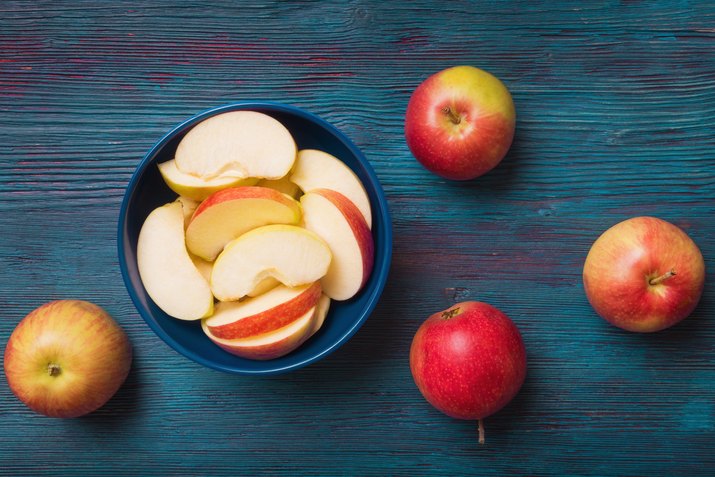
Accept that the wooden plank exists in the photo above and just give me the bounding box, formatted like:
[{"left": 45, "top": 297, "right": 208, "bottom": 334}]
[{"left": 1, "top": 1, "right": 714, "bottom": 475}]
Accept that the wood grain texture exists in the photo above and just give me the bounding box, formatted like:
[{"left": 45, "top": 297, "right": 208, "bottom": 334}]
[{"left": 1, "top": 1, "right": 714, "bottom": 475}]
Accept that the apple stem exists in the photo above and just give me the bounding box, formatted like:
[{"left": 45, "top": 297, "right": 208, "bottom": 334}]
[
  {"left": 442, "top": 106, "right": 462, "bottom": 125},
  {"left": 649, "top": 269, "right": 676, "bottom": 286},
  {"left": 478, "top": 419, "right": 485, "bottom": 445},
  {"left": 47, "top": 363, "right": 61, "bottom": 377}
]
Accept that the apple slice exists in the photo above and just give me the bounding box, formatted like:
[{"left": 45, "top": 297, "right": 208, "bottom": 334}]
[
  {"left": 137, "top": 201, "right": 214, "bottom": 320},
  {"left": 201, "top": 294, "right": 331, "bottom": 360},
  {"left": 256, "top": 176, "right": 302, "bottom": 199},
  {"left": 290, "top": 149, "right": 372, "bottom": 228},
  {"left": 175, "top": 110, "right": 297, "bottom": 180},
  {"left": 190, "top": 254, "right": 213, "bottom": 283},
  {"left": 309, "top": 294, "right": 331, "bottom": 336},
  {"left": 185, "top": 186, "right": 302, "bottom": 261},
  {"left": 176, "top": 196, "right": 199, "bottom": 228},
  {"left": 248, "top": 277, "right": 281, "bottom": 298},
  {"left": 300, "top": 189, "right": 374, "bottom": 301},
  {"left": 158, "top": 159, "right": 258, "bottom": 201},
  {"left": 205, "top": 282, "right": 322, "bottom": 339},
  {"left": 211, "top": 224, "right": 332, "bottom": 302}
]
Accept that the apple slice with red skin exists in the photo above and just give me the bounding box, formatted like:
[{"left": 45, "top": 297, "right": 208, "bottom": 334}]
[
  {"left": 185, "top": 186, "right": 302, "bottom": 261},
  {"left": 202, "top": 294, "right": 331, "bottom": 360},
  {"left": 300, "top": 189, "right": 374, "bottom": 301},
  {"left": 289, "top": 149, "right": 372, "bottom": 228},
  {"left": 210, "top": 224, "right": 332, "bottom": 301},
  {"left": 205, "top": 282, "right": 322, "bottom": 340},
  {"left": 174, "top": 110, "right": 297, "bottom": 181}
]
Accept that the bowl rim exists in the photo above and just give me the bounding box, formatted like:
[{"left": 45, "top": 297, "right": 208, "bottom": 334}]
[{"left": 117, "top": 101, "right": 392, "bottom": 375}]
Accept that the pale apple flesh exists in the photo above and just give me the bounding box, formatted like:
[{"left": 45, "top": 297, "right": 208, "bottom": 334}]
[
  {"left": 210, "top": 224, "right": 332, "bottom": 301},
  {"left": 290, "top": 149, "right": 372, "bottom": 228},
  {"left": 158, "top": 159, "right": 258, "bottom": 201},
  {"left": 583, "top": 216, "right": 705, "bottom": 332},
  {"left": 185, "top": 186, "right": 302, "bottom": 261},
  {"left": 174, "top": 110, "right": 297, "bottom": 180},
  {"left": 3, "top": 300, "right": 132, "bottom": 418},
  {"left": 205, "top": 282, "right": 322, "bottom": 340},
  {"left": 256, "top": 176, "right": 302, "bottom": 199},
  {"left": 405, "top": 65, "right": 516, "bottom": 180},
  {"left": 202, "top": 294, "right": 331, "bottom": 360},
  {"left": 137, "top": 201, "right": 214, "bottom": 321},
  {"left": 300, "top": 189, "right": 374, "bottom": 301}
]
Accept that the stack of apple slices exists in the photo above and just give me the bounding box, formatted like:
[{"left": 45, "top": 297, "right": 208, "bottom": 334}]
[{"left": 136, "top": 111, "right": 375, "bottom": 360}]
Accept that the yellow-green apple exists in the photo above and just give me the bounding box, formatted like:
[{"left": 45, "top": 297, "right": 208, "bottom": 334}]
[
  {"left": 405, "top": 65, "right": 516, "bottom": 180},
  {"left": 3, "top": 300, "right": 132, "bottom": 418},
  {"left": 410, "top": 301, "right": 526, "bottom": 444},
  {"left": 583, "top": 216, "right": 705, "bottom": 332},
  {"left": 202, "top": 294, "right": 331, "bottom": 360},
  {"left": 137, "top": 201, "right": 214, "bottom": 320},
  {"left": 158, "top": 159, "right": 257, "bottom": 201},
  {"left": 175, "top": 110, "right": 297, "bottom": 180},
  {"left": 210, "top": 224, "right": 332, "bottom": 301},
  {"left": 289, "top": 149, "right": 372, "bottom": 228},
  {"left": 300, "top": 189, "right": 374, "bottom": 301},
  {"left": 256, "top": 176, "right": 302, "bottom": 199},
  {"left": 205, "top": 282, "right": 322, "bottom": 340},
  {"left": 185, "top": 186, "right": 302, "bottom": 261}
]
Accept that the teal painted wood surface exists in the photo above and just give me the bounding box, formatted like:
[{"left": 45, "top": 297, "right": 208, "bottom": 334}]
[{"left": 1, "top": 1, "right": 714, "bottom": 475}]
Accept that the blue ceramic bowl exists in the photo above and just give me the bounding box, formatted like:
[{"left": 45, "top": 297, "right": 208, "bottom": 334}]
[{"left": 118, "top": 102, "right": 392, "bottom": 375}]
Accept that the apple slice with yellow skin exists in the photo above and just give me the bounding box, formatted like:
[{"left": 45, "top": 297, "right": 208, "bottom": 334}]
[
  {"left": 301, "top": 189, "right": 374, "bottom": 301},
  {"left": 137, "top": 201, "right": 214, "bottom": 320},
  {"left": 211, "top": 224, "right": 332, "bottom": 302},
  {"left": 290, "top": 149, "right": 372, "bottom": 228},
  {"left": 185, "top": 186, "right": 302, "bottom": 261},
  {"left": 175, "top": 110, "right": 297, "bottom": 180},
  {"left": 256, "top": 176, "right": 302, "bottom": 199},
  {"left": 158, "top": 159, "right": 258, "bottom": 201},
  {"left": 201, "top": 294, "right": 330, "bottom": 360},
  {"left": 205, "top": 282, "right": 322, "bottom": 339}
]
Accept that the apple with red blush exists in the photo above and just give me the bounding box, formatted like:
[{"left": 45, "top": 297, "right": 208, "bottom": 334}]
[
  {"left": 583, "top": 216, "right": 705, "bottom": 332},
  {"left": 405, "top": 65, "right": 516, "bottom": 180},
  {"left": 410, "top": 301, "right": 527, "bottom": 443}
]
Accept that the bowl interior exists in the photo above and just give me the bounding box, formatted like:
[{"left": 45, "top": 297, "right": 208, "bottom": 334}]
[{"left": 118, "top": 102, "right": 391, "bottom": 375}]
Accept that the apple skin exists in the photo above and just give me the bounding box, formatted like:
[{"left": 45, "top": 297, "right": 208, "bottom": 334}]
[
  {"left": 207, "top": 281, "right": 323, "bottom": 340},
  {"left": 186, "top": 186, "right": 302, "bottom": 261},
  {"left": 583, "top": 216, "right": 705, "bottom": 332},
  {"left": 405, "top": 65, "right": 516, "bottom": 180},
  {"left": 310, "top": 188, "right": 374, "bottom": 297},
  {"left": 410, "top": 301, "right": 526, "bottom": 424},
  {"left": 3, "top": 300, "right": 132, "bottom": 418}
]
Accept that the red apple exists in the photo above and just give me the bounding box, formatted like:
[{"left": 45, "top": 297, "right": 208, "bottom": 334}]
[
  {"left": 405, "top": 65, "right": 516, "bottom": 180},
  {"left": 410, "top": 301, "right": 526, "bottom": 443},
  {"left": 583, "top": 216, "right": 705, "bottom": 332},
  {"left": 4, "top": 300, "right": 132, "bottom": 418}
]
